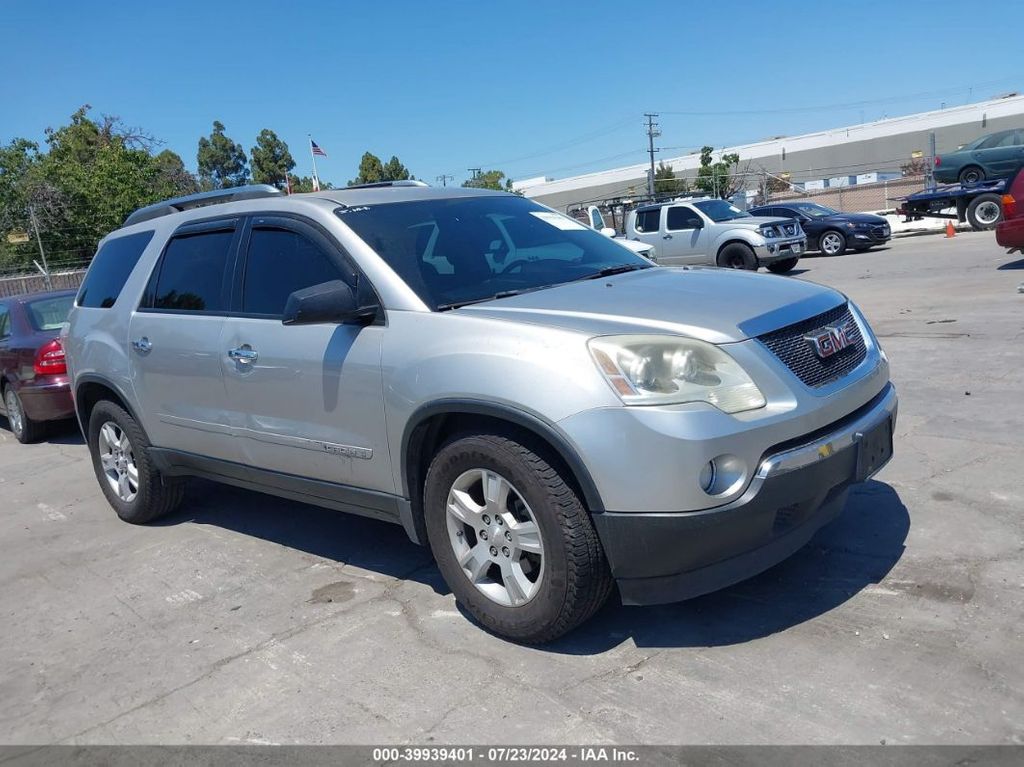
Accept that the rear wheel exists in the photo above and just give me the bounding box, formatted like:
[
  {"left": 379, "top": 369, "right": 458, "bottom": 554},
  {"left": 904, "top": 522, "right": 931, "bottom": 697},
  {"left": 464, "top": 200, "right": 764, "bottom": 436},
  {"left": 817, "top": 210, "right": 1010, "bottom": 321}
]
[
  {"left": 716, "top": 243, "right": 757, "bottom": 270},
  {"left": 423, "top": 432, "right": 612, "bottom": 643},
  {"left": 766, "top": 257, "right": 800, "bottom": 274},
  {"left": 88, "top": 400, "right": 185, "bottom": 524},
  {"left": 958, "top": 166, "right": 985, "bottom": 185},
  {"left": 3, "top": 386, "right": 46, "bottom": 444},
  {"left": 965, "top": 193, "right": 1003, "bottom": 230},
  {"left": 819, "top": 230, "right": 847, "bottom": 256}
]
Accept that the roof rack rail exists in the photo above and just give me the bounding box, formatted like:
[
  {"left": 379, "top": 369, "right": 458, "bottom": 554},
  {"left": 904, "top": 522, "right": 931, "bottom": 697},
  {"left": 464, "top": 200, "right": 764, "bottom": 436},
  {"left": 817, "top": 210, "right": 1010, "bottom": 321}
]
[
  {"left": 343, "top": 180, "right": 430, "bottom": 190},
  {"left": 123, "top": 184, "right": 283, "bottom": 227}
]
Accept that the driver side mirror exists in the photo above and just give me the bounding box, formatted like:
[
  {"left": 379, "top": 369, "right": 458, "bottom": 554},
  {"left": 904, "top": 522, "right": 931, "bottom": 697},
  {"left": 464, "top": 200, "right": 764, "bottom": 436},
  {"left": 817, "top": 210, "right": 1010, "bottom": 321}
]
[
  {"left": 600, "top": 227, "right": 616, "bottom": 237},
  {"left": 282, "top": 280, "right": 379, "bottom": 326},
  {"left": 686, "top": 217, "right": 703, "bottom": 229}
]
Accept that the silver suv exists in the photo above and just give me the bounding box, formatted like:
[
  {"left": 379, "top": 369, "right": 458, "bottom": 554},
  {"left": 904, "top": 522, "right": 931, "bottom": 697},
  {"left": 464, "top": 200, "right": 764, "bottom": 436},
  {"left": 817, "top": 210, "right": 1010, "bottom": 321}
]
[
  {"left": 628, "top": 198, "right": 806, "bottom": 272},
  {"left": 64, "top": 182, "right": 896, "bottom": 643}
]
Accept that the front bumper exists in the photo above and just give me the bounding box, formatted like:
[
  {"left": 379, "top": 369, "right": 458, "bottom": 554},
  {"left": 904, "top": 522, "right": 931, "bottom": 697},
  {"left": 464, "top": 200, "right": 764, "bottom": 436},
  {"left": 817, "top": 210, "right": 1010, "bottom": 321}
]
[
  {"left": 850, "top": 227, "right": 891, "bottom": 246},
  {"left": 753, "top": 236, "right": 806, "bottom": 262},
  {"left": 592, "top": 383, "right": 897, "bottom": 605},
  {"left": 15, "top": 375, "right": 74, "bottom": 422}
]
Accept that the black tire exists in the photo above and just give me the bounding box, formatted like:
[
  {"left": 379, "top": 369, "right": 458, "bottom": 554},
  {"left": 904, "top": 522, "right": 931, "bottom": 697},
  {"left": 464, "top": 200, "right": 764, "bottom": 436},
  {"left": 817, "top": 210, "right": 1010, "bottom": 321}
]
[
  {"left": 87, "top": 400, "right": 185, "bottom": 524},
  {"left": 965, "top": 193, "right": 1004, "bottom": 231},
  {"left": 2, "top": 385, "right": 47, "bottom": 444},
  {"left": 766, "top": 257, "right": 800, "bottom": 274},
  {"left": 423, "top": 432, "right": 613, "bottom": 644},
  {"left": 958, "top": 166, "right": 985, "bottom": 185},
  {"left": 818, "top": 229, "right": 847, "bottom": 256},
  {"left": 716, "top": 243, "right": 757, "bottom": 270}
]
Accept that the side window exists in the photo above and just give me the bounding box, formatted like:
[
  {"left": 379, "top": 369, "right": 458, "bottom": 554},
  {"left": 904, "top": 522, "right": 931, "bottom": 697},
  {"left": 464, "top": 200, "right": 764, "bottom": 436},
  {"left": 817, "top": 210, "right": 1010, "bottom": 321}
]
[
  {"left": 590, "top": 208, "right": 604, "bottom": 229},
  {"left": 666, "top": 206, "right": 702, "bottom": 231},
  {"left": 635, "top": 209, "right": 661, "bottom": 233},
  {"left": 979, "top": 131, "right": 1015, "bottom": 150},
  {"left": 152, "top": 229, "right": 234, "bottom": 313},
  {"left": 77, "top": 231, "right": 154, "bottom": 308},
  {"left": 242, "top": 227, "right": 347, "bottom": 317},
  {"left": 0, "top": 307, "right": 9, "bottom": 339}
]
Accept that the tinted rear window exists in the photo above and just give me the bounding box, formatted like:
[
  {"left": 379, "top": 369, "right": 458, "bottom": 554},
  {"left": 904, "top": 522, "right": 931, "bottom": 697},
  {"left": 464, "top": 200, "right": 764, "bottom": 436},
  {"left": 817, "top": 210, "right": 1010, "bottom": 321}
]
[
  {"left": 152, "top": 230, "right": 234, "bottom": 313},
  {"left": 77, "top": 231, "right": 154, "bottom": 308},
  {"left": 26, "top": 295, "right": 74, "bottom": 331}
]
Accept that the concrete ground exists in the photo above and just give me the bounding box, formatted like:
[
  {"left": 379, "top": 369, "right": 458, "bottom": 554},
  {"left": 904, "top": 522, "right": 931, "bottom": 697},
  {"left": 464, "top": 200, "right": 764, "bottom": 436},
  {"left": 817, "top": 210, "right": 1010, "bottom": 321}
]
[{"left": 1, "top": 231, "right": 1021, "bottom": 746}]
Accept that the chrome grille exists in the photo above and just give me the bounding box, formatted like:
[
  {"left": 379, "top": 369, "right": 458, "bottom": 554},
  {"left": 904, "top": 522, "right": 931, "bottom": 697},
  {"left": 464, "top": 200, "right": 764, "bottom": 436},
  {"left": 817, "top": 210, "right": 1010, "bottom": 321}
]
[{"left": 757, "top": 303, "right": 867, "bottom": 388}]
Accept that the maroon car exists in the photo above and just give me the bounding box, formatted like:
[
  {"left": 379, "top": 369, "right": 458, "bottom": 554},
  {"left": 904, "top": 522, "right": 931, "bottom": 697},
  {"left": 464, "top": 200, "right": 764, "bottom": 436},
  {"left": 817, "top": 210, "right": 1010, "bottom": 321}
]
[
  {"left": 995, "top": 167, "right": 1024, "bottom": 253},
  {"left": 0, "top": 289, "right": 76, "bottom": 443}
]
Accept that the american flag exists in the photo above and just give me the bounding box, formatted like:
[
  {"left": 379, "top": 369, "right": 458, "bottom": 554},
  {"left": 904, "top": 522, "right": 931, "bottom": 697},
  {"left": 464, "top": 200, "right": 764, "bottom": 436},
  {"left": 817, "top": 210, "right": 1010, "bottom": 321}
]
[{"left": 310, "top": 140, "right": 328, "bottom": 157}]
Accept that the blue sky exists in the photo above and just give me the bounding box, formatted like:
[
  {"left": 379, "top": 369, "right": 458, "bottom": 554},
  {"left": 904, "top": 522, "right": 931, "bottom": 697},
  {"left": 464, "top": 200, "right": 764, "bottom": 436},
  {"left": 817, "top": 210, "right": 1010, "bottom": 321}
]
[{"left": 2, "top": 0, "right": 1021, "bottom": 187}]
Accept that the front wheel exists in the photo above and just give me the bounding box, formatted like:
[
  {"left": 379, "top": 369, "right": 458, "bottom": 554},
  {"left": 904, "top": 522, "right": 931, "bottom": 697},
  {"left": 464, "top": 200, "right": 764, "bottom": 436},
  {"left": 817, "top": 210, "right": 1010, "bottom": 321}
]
[
  {"left": 819, "top": 230, "right": 847, "bottom": 256},
  {"left": 423, "top": 433, "right": 613, "bottom": 643},
  {"left": 716, "top": 243, "right": 757, "bottom": 270},
  {"left": 766, "top": 257, "right": 800, "bottom": 274},
  {"left": 88, "top": 400, "right": 185, "bottom": 524}
]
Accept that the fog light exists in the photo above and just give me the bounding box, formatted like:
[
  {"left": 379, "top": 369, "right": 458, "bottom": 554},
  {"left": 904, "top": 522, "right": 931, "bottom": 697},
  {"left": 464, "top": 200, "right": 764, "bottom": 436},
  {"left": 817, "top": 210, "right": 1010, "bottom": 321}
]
[
  {"left": 700, "top": 454, "right": 748, "bottom": 496},
  {"left": 698, "top": 461, "right": 716, "bottom": 492}
]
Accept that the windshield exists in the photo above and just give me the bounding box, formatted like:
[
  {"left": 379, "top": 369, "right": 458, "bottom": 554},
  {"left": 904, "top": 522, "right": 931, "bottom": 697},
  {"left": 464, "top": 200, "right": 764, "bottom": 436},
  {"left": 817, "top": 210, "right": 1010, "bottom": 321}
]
[
  {"left": 25, "top": 295, "right": 73, "bottom": 331},
  {"left": 692, "top": 199, "right": 750, "bottom": 222},
  {"left": 337, "top": 195, "right": 652, "bottom": 310},
  {"left": 790, "top": 203, "right": 838, "bottom": 218}
]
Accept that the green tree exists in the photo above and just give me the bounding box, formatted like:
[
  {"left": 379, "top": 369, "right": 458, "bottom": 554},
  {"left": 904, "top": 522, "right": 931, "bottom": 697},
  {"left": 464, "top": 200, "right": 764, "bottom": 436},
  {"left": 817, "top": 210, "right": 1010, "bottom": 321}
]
[
  {"left": 0, "top": 106, "right": 202, "bottom": 273},
  {"left": 250, "top": 129, "right": 295, "bottom": 189},
  {"left": 381, "top": 155, "right": 411, "bottom": 181},
  {"left": 654, "top": 161, "right": 687, "bottom": 197},
  {"left": 153, "top": 149, "right": 199, "bottom": 197},
  {"left": 462, "top": 169, "right": 512, "bottom": 191},
  {"left": 197, "top": 121, "right": 248, "bottom": 189},
  {"left": 695, "top": 146, "right": 741, "bottom": 198},
  {"left": 349, "top": 152, "right": 385, "bottom": 185}
]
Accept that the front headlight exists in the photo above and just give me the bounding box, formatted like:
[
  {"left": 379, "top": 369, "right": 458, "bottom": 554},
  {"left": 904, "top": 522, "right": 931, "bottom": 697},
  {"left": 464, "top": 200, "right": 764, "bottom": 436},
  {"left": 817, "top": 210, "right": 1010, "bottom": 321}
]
[
  {"left": 588, "top": 335, "right": 766, "bottom": 412},
  {"left": 759, "top": 224, "right": 779, "bottom": 238}
]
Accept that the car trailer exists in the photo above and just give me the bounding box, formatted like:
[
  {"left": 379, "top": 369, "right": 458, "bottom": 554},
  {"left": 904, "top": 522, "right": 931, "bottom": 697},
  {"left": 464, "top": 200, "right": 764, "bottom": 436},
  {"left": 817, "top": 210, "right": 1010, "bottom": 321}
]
[{"left": 897, "top": 178, "right": 1007, "bottom": 231}]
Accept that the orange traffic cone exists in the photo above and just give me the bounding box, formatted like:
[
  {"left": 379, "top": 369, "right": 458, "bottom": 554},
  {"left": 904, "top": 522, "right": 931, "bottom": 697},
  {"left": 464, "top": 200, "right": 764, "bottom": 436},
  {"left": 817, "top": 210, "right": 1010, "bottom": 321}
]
[{"left": 945, "top": 221, "right": 956, "bottom": 238}]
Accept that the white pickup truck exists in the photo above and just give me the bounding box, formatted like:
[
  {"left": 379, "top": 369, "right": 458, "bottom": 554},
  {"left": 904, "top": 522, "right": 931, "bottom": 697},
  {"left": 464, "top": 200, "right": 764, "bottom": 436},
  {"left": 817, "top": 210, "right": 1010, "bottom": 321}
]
[
  {"left": 625, "top": 198, "right": 806, "bottom": 273},
  {"left": 575, "top": 205, "right": 656, "bottom": 261}
]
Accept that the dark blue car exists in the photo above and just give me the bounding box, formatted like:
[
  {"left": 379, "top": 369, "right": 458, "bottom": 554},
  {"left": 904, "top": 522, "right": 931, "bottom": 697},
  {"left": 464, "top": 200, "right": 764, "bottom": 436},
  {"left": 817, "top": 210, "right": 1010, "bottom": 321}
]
[{"left": 749, "top": 202, "right": 890, "bottom": 256}]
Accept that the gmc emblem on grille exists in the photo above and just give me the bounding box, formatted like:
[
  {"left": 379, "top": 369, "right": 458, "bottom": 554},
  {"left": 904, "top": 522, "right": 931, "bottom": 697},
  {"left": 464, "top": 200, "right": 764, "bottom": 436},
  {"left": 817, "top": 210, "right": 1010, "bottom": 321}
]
[{"left": 803, "top": 322, "right": 852, "bottom": 359}]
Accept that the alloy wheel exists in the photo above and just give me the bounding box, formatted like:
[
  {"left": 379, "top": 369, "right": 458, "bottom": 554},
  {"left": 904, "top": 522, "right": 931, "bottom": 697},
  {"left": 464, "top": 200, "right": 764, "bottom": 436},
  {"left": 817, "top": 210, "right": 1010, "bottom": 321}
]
[
  {"left": 821, "top": 232, "right": 843, "bottom": 255},
  {"left": 98, "top": 421, "right": 139, "bottom": 502},
  {"left": 445, "top": 468, "right": 544, "bottom": 607},
  {"left": 4, "top": 389, "right": 23, "bottom": 438}
]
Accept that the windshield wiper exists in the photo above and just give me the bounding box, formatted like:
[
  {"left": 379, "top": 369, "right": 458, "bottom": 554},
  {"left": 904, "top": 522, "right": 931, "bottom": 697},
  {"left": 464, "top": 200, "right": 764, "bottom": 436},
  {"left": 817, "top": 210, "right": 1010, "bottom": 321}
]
[
  {"left": 436, "top": 289, "right": 525, "bottom": 311},
  {"left": 578, "top": 263, "right": 648, "bottom": 281}
]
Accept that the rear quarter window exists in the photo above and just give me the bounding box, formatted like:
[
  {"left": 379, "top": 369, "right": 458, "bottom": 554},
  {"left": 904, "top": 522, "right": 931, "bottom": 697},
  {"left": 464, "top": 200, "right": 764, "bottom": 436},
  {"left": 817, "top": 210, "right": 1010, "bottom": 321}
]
[{"left": 77, "top": 231, "right": 155, "bottom": 308}]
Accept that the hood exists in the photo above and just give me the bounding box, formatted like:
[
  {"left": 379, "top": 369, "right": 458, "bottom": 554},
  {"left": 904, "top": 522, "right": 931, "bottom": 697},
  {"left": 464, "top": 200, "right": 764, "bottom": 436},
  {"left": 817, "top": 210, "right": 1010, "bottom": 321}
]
[
  {"left": 460, "top": 267, "right": 845, "bottom": 344},
  {"left": 825, "top": 212, "right": 887, "bottom": 225}
]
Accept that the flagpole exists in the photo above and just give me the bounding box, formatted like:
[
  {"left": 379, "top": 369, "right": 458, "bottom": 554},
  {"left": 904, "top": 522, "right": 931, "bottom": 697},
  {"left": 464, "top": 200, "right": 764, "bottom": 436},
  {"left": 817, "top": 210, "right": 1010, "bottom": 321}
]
[{"left": 308, "top": 134, "right": 320, "bottom": 191}]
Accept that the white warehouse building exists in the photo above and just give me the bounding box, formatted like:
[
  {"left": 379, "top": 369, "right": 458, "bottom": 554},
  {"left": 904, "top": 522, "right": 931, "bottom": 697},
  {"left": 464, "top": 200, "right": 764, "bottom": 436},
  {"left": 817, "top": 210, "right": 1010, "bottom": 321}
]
[{"left": 518, "top": 94, "right": 1024, "bottom": 211}]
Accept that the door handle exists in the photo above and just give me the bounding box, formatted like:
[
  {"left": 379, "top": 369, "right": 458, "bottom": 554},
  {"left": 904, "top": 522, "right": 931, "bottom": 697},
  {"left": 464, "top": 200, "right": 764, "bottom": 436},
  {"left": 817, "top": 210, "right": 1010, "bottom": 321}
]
[
  {"left": 228, "top": 346, "right": 258, "bottom": 364},
  {"left": 663, "top": 234, "right": 673, "bottom": 239},
  {"left": 131, "top": 337, "right": 152, "bottom": 354}
]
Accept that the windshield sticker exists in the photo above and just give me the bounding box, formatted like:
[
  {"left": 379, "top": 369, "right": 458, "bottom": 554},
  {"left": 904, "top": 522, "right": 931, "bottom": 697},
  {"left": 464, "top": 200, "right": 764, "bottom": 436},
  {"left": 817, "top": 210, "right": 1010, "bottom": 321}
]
[{"left": 530, "top": 211, "right": 588, "bottom": 231}]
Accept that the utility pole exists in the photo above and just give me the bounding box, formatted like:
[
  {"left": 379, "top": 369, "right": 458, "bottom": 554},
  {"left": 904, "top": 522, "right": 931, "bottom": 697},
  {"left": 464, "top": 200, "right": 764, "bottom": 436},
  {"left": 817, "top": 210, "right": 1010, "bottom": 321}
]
[
  {"left": 927, "top": 132, "right": 937, "bottom": 190},
  {"left": 28, "top": 206, "right": 51, "bottom": 290},
  {"left": 644, "top": 113, "right": 660, "bottom": 199},
  {"left": 467, "top": 168, "right": 481, "bottom": 179},
  {"left": 436, "top": 174, "right": 454, "bottom": 187}
]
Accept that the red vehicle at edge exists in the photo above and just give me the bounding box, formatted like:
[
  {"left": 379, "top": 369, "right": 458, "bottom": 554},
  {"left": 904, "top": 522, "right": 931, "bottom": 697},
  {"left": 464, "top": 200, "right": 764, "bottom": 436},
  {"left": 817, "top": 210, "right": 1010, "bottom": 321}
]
[
  {"left": 995, "top": 167, "right": 1024, "bottom": 253},
  {"left": 0, "top": 289, "right": 76, "bottom": 443}
]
